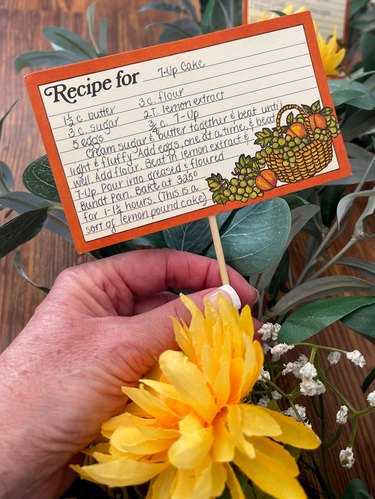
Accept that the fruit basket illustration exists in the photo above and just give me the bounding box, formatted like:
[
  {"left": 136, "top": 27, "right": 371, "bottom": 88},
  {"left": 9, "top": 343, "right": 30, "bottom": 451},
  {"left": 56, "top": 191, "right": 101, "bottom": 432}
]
[{"left": 206, "top": 100, "right": 340, "bottom": 204}]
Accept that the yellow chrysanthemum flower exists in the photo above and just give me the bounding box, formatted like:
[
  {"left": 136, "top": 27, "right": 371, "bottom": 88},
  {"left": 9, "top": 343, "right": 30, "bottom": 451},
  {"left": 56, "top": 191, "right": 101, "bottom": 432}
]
[
  {"left": 259, "top": 4, "right": 346, "bottom": 77},
  {"left": 73, "top": 295, "right": 320, "bottom": 499}
]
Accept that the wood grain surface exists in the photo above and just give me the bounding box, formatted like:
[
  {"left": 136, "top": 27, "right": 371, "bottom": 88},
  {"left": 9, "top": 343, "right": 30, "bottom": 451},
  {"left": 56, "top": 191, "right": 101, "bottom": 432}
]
[{"left": 0, "top": 1, "right": 373, "bottom": 497}]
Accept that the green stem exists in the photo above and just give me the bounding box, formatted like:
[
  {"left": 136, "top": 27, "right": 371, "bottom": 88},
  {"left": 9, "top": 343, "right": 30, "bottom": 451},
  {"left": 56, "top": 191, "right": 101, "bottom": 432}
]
[
  {"left": 309, "top": 237, "right": 357, "bottom": 279},
  {"left": 319, "top": 395, "right": 338, "bottom": 499},
  {"left": 317, "top": 369, "right": 356, "bottom": 412},
  {"left": 348, "top": 417, "right": 358, "bottom": 448},
  {"left": 323, "top": 426, "right": 343, "bottom": 449}
]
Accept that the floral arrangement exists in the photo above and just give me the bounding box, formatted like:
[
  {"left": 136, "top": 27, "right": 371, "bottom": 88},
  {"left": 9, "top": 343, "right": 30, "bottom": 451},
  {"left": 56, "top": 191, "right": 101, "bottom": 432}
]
[{"left": 0, "top": 1, "right": 374, "bottom": 498}]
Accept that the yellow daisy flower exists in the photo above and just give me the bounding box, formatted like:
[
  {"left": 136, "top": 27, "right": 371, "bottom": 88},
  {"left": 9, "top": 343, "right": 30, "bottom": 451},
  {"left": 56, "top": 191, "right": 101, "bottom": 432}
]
[
  {"left": 259, "top": 4, "right": 346, "bottom": 77},
  {"left": 73, "top": 295, "right": 320, "bottom": 499}
]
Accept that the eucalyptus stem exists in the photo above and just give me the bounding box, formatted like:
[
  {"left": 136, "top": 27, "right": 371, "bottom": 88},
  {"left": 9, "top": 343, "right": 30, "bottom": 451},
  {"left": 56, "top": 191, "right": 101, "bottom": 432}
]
[{"left": 308, "top": 237, "right": 357, "bottom": 279}]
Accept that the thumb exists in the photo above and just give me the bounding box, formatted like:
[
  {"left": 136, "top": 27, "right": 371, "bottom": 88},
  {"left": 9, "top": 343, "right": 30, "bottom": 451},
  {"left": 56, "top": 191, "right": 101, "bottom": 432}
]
[{"left": 124, "top": 285, "right": 242, "bottom": 359}]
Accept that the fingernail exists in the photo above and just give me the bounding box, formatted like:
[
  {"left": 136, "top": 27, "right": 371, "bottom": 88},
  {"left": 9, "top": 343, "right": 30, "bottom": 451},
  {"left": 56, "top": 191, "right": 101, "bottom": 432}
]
[
  {"left": 253, "top": 287, "right": 260, "bottom": 303},
  {"left": 206, "top": 285, "right": 241, "bottom": 310}
]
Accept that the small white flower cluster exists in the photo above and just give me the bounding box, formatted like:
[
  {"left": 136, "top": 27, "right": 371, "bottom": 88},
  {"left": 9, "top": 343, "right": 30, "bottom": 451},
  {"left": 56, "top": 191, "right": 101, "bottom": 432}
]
[
  {"left": 257, "top": 368, "right": 271, "bottom": 382},
  {"left": 283, "top": 404, "right": 311, "bottom": 427},
  {"left": 339, "top": 447, "right": 355, "bottom": 468},
  {"left": 336, "top": 405, "right": 349, "bottom": 425},
  {"left": 346, "top": 350, "right": 366, "bottom": 368},
  {"left": 257, "top": 396, "right": 271, "bottom": 407},
  {"left": 327, "top": 351, "right": 341, "bottom": 365},
  {"left": 367, "top": 391, "right": 375, "bottom": 407},
  {"left": 270, "top": 343, "right": 294, "bottom": 359},
  {"left": 257, "top": 322, "right": 282, "bottom": 354},
  {"left": 283, "top": 356, "right": 326, "bottom": 397}
]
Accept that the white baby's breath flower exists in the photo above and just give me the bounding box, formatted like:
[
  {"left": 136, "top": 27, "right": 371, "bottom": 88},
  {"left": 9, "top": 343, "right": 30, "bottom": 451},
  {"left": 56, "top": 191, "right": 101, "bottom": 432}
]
[
  {"left": 282, "top": 354, "right": 309, "bottom": 377},
  {"left": 257, "top": 396, "right": 271, "bottom": 407},
  {"left": 346, "top": 350, "right": 366, "bottom": 368},
  {"left": 327, "top": 351, "right": 341, "bottom": 365},
  {"left": 258, "top": 368, "right": 271, "bottom": 382},
  {"left": 257, "top": 322, "right": 273, "bottom": 341},
  {"left": 336, "top": 405, "right": 349, "bottom": 424},
  {"left": 300, "top": 379, "right": 326, "bottom": 396},
  {"left": 271, "top": 323, "right": 281, "bottom": 341},
  {"left": 283, "top": 404, "right": 307, "bottom": 422},
  {"left": 367, "top": 391, "right": 375, "bottom": 407},
  {"left": 299, "top": 362, "right": 318, "bottom": 380},
  {"left": 270, "top": 343, "right": 295, "bottom": 357},
  {"left": 271, "top": 390, "right": 282, "bottom": 400},
  {"left": 339, "top": 447, "right": 355, "bottom": 468}
]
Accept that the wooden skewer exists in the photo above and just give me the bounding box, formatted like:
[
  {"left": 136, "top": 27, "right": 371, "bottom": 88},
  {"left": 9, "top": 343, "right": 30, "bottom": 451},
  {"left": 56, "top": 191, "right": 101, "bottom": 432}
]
[{"left": 208, "top": 215, "right": 230, "bottom": 286}]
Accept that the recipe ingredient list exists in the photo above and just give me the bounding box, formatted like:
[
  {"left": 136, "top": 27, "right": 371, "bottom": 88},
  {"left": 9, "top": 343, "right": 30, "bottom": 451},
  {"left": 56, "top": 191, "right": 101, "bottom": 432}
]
[
  {"left": 246, "top": 0, "right": 348, "bottom": 40},
  {"left": 26, "top": 13, "right": 349, "bottom": 253}
]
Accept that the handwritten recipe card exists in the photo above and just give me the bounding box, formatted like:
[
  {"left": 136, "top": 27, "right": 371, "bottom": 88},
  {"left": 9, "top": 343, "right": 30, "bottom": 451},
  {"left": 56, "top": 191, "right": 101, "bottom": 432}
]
[
  {"left": 245, "top": 0, "right": 349, "bottom": 40},
  {"left": 26, "top": 12, "right": 350, "bottom": 253}
]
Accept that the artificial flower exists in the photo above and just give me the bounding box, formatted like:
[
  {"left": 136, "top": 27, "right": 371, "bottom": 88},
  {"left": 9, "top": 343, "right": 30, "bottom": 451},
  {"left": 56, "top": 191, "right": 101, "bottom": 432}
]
[
  {"left": 258, "top": 5, "right": 346, "bottom": 77},
  {"left": 339, "top": 447, "right": 355, "bottom": 468},
  {"left": 367, "top": 391, "right": 375, "bottom": 407},
  {"left": 336, "top": 405, "right": 349, "bottom": 425},
  {"left": 73, "top": 295, "right": 320, "bottom": 499},
  {"left": 346, "top": 349, "right": 366, "bottom": 367}
]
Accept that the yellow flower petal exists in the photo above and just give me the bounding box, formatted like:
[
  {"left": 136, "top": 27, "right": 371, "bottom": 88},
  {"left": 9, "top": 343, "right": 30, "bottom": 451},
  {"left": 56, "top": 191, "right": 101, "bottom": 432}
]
[
  {"left": 234, "top": 450, "right": 306, "bottom": 499},
  {"left": 102, "top": 412, "right": 157, "bottom": 438},
  {"left": 122, "top": 386, "right": 178, "bottom": 426},
  {"left": 261, "top": 407, "right": 321, "bottom": 449},
  {"left": 159, "top": 350, "right": 217, "bottom": 423},
  {"left": 251, "top": 436, "right": 299, "bottom": 477},
  {"left": 147, "top": 466, "right": 176, "bottom": 498},
  {"left": 212, "top": 411, "right": 235, "bottom": 462},
  {"left": 172, "top": 469, "right": 196, "bottom": 499},
  {"left": 193, "top": 462, "right": 227, "bottom": 499},
  {"left": 227, "top": 405, "right": 255, "bottom": 459},
  {"left": 111, "top": 425, "right": 178, "bottom": 454},
  {"left": 224, "top": 463, "right": 245, "bottom": 499},
  {"left": 240, "top": 404, "right": 281, "bottom": 437},
  {"left": 168, "top": 412, "right": 213, "bottom": 469},
  {"left": 72, "top": 459, "right": 169, "bottom": 488}
]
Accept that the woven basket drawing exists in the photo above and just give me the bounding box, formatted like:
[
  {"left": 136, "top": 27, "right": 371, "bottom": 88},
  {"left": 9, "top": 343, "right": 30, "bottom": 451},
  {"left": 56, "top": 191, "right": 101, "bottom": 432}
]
[{"left": 266, "top": 104, "right": 333, "bottom": 183}]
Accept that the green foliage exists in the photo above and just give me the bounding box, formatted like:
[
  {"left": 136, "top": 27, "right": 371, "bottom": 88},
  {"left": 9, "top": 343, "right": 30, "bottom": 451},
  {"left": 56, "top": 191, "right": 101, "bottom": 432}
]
[
  {"left": 23, "top": 155, "right": 60, "bottom": 203},
  {"left": 361, "top": 367, "right": 375, "bottom": 393},
  {"left": 279, "top": 296, "right": 375, "bottom": 344},
  {"left": 342, "top": 479, "right": 371, "bottom": 499}
]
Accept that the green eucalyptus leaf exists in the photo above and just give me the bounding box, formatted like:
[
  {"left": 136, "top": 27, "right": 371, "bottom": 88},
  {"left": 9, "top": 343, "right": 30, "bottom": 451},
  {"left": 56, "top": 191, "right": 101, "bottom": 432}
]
[
  {"left": 319, "top": 185, "right": 346, "bottom": 227},
  {"left": 268, "top": 276, "right": 375, "bottom": 318},
  {"left": 207, "top": 199, "right": 291, "bottom": 276},
  {"left": 180, "top": 0, "right": 200, "bottom": 23},
  {"left": 0, "top": 208, "right": 48, "bottom": 258},
  {"left": 335, "top": 257, "right": 375, "bottom": 281},
  {"left": 43, "top": 27, "right": 97, "bottom": 59},
  {"left": 336, "top": 188, "right": 375, "bottom": 228},
  {"left": 86, "top": 3, "right": 100, "bottom": 56},
  {"left": 362, "top": 368, "right": 375, "bottom": 393},
  {"left": 0, "top": 161, "right": 14, "bottom": 193},
  {"left": 350, "top": 0, "right": 370, "bottom": 17},
  {"left": 0, "top": 101, "right": 17, "bottom": 141},
  {"left": 326, "top": 158, "right": 375, "bottom": 185},
  {"left": 269, "top": 249, "right": 289, "bottom": 299},
  {"left": 282, "top": 194, "right": 309, "bottom": 209},
  {"left": 131, "top": 231, "right": 167, "bottom": 248},
  {"left": 279, "top": 296, "right": 375, "bottom": 344},
  {"left": 149, "top": 19, "right": 201, "bottom": 43},
  {"left": 201, "top": 0, "right": 242, "bottom": 33},
  {"left": 354, "top": 194, "right": 375, "bottom": 238},
  {"left": 342, "top": 301, "right": 375, "bottom": 341},
  {"left": 342, "top": 479, "right": 371, "bottom": 499},
  {"left": 14, "top": 251, "right": 50, "bottom": 293},
  {"left": 361, "top": 32, "right": 375, "bottom": 72},
  {"left": 44, "top": 208, "right": 72, "bottom": 243},
  {"left": 23, "top": 155, "right": 60, "bottom": 203},
  {"left": 257, "top": 204, "right": 320, "bottom": 292},
  {"left": 98, "top": 18, "right": 108, "bottom": 55},
  {"left": 342, "top": 109, "right": 375, "bottom": 141},
  {"left": 139, "top": 3, "right": 186, "bottom": 14},
  {"left": 0, "top": 191, "right": 50, "bottom": 212},
  {"left": 14, "top": 50, "right": 86, "bottom": 73},
  {"left": 163, "top": 211, "right": 230, "bottom": 254}
]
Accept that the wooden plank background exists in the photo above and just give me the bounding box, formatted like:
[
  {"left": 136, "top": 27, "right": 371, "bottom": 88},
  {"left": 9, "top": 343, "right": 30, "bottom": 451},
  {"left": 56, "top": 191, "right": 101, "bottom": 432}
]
[{"left": 0, "top": 1, "right": 373, "bottom": 496}]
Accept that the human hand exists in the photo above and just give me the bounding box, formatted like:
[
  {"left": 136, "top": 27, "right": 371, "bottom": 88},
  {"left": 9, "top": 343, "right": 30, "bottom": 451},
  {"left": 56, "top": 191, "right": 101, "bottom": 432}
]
[{"left": 0, "top": 249, "right": 259, "bottom": 498}]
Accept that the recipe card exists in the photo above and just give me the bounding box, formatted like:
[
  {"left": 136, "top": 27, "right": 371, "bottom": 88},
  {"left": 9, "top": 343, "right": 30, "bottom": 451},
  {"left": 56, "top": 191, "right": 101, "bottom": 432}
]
[
  {"left": 244, "top": 0, "right": 349, "bottom": 40},
  {"left": 26, "top": 12, "right": 351, "bottom": 253}
]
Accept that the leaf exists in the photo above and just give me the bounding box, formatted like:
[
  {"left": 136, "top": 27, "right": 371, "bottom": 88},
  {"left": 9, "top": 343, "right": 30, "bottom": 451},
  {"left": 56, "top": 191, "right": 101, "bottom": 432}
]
[
  {"left": 362, "top": 368, "right": 375, "bottom": 393},
  {"left": 278, "top": 296, "right": 375, "bottom": 344},
  {"left": 180, "top": 0, "right": 200, "bottom": 23},
  {"left": 44, "top": 208, "right": 72, "bottom": 243},
  {"left": 254, "top": 128, "right": 273, "bottom": 148},
  {"left": 319, "top": 185, "right": 346, "bottom": 227},
  {"left": 341, "top": 109, "right": 375, "bottom": 141},
  {"left": 0, "top": 101, "right": 17, "bottom": 141},
  {"left": 342, "top": 479, "right": 371, "bottom": 499},
  {"left": 268, "top": 276, "right": 375, "bottom": 318},
  {"left": 354, "top": 194, "right": 375, "bottom": 238},
  {"left": 282, "top": 194, "right": 309, "bottom": 209},
  {"left": 201, "top": 0, "right": 242, "bottom": 33},
  {"left": 0, "top": 208, "right": 48, "bottom": 258},
  {"left": 23, "top": 155, "right": 60, "bottom": 202},
  {"left": 0, "top": 161, "right": 14, "bottom": 194},
  {"left": 139, "top": 3, "right": 186, "bottom": 14},
  {"left": 335, "top": 257, "right": 375, "bottom": 281},
  {"left": 329, "top": 79, "right": 375, "bottom": 110},
  {"left": 268, "top": 249, "right": 289, "bottom": 299},
  {"left": 163, "top": 211, "right": 230, "bottom": 254},
  {"left": 257, "top": 204, "right": 320, "bottom": 292},
  {"left": 336, "top": 188, "right": 375, "bottom": 227},
  {"left": 131, "top": 231, "right": 167, "bottom": 249},
  {"left": 0, "top": 191, "right": 50, "bottom": 212},
  {"left": 149, "top": 19, "right": 201, "bottom": 43},
  {"left": 361, "top": 32, "right": 375, "bottom": 72},
  {"left": 43, "top": 27, "right": 97, "bottom": 59},
  {"left": 86, "top": 3, "right": 100, "bottom": 55},
  {"left": 14, "top": 50, "right": 86, "bottom": 73},
  {"left": 342, "top": 302, "right": 375, "bottom": 341},
  {"left": 207, "top": 199, "right": 291, "bottom": 276},
  {"left": 98, "top": 18, "right": 108, "bottom": 55},
  {"left": 14, "top": 251, "right": 50, "bottom": 293},
  {"left": 350, "top": 0, "right": 370, "bottom": 17},
  {"left": 332, "top": 89, "right": 367, "bottom": 107}
]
